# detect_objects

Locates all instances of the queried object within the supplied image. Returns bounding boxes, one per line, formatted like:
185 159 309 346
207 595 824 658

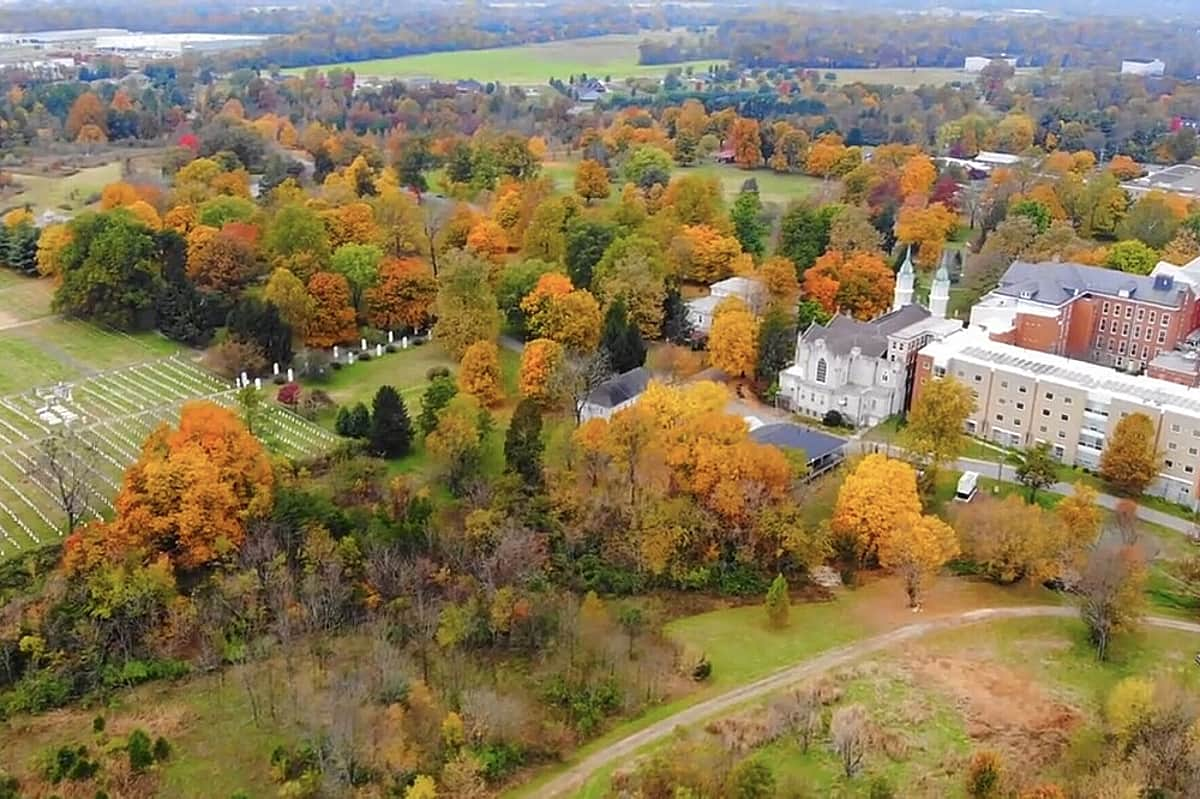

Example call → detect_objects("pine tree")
335 405 353 437
418 376 458 436
370 385 414 458
765 573 790 628
730 189 767 258
600 298 646 373
504 398 544 487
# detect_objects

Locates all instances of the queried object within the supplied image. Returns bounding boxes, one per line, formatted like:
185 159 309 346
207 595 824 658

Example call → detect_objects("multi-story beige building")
913 327 1200 509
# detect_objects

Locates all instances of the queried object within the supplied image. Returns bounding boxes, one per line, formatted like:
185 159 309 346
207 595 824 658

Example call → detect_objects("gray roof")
585 367 651 409
750 423 846 462
801 304 929 357
994 261 1187 308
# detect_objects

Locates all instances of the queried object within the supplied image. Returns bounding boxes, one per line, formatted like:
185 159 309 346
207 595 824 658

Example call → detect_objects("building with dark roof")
969 260 1199 372
748 422 846 477
579 367 652 422
778 250 962 427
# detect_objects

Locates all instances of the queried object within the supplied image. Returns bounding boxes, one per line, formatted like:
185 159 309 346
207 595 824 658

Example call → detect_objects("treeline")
710 13 1200 78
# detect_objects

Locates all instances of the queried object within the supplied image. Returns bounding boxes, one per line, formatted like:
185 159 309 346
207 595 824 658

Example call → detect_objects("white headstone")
360 337 367 351
388 330 395 343
273 362 280 376
402 335 409 350
376 344 383 357
255 377 262 390
348 352 355 364
333 346 340 359
240 371 249 385
287 367 294 382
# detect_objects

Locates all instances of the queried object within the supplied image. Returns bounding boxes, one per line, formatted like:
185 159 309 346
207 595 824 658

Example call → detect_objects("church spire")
930 254 951 319
893 246 915 311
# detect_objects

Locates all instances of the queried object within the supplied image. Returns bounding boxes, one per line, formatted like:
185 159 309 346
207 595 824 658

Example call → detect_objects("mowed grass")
6 161 123 216
0 270 54 324
543 158 826 207
283 34 723 85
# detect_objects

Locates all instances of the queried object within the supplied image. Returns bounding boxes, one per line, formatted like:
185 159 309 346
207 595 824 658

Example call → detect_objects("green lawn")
0 270 54 323
544 158 824 207
6 161 123 216
282 34 723 86
313 341 456 409
822 66 1039 90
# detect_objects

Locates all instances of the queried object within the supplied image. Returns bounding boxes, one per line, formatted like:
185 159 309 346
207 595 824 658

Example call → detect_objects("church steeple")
893 246 915 311
930 257 951 319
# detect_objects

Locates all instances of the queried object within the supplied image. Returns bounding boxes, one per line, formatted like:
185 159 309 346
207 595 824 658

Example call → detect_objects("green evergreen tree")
348 402 371 438
369 385 414 458
765 573 790 628
335 406 353 437
600 298 647 374
504 398 544 487
418 375 458 436
565 218 616 289
756 309 796 385
730 189 767 259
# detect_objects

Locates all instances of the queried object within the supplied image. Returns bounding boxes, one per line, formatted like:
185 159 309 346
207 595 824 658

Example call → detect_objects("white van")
955 471 979 502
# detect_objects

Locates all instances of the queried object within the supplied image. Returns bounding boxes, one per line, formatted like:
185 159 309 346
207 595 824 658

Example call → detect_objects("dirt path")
529 606 1200 798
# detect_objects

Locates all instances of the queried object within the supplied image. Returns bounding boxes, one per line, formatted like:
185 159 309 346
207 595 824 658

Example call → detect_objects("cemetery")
0 356 340 560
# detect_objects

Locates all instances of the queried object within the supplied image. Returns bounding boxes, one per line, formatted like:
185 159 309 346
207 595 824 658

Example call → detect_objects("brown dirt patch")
912 654 1082 768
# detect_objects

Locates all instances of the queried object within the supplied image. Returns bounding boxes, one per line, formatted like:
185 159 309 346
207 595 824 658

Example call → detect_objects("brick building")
968 261 1199 373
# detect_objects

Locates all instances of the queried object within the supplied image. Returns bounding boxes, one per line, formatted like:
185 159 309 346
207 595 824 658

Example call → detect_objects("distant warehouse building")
963 55 1018 73
1121 58 1166 77
913 327 1200 509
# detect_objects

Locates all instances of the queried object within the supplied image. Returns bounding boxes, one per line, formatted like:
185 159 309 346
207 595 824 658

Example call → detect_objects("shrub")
92 715 106 733
427 366 451 380
823 409 845 428
868 775 896 799
272 374 286 385
358 352 373 362
765 574 790 628
691 655 712 682
127 729 155 773
330 361 343 370
0 770 19 799
153 736 172 762
385 344 397 353
470 742 525 782
277 382 302 406
42 745 100 784
965 750 1005 799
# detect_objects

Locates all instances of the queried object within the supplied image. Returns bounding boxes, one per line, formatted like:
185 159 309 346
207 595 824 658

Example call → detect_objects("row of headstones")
234 329 430 389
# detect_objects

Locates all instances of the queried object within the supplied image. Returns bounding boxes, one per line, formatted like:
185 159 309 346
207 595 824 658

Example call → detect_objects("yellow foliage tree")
899 154 937 202
877 512 959 608
831 454 922 566
707 297 759 378
35 223 72 280
668 224 742 282
894 202 958 268
574 159 611 205
466 218 509 265
100 181 141 210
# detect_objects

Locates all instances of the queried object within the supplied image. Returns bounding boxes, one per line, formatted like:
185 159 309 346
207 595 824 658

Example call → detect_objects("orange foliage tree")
457 340 505 407
803 250 895 320
899 154 937 202
187 226 260 292
520 274 601 352
306 271 359 347
730 117 763 169
466 218 509 265
518 338 565 404
668 224 743 282
366 258 438 331
574 159 611 205
65 92 107 140
64 401 274 573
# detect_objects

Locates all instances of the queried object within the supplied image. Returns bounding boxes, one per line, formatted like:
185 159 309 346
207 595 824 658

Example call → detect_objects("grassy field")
824 66 1039 89
0 272 181 394
543 158 827 207
6 161 123 216
283 34 723 86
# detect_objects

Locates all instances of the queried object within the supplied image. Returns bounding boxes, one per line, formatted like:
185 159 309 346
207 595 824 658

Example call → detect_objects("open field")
543 158 827 207
5 161 123 216
825 66 1040 89
283 34 723 85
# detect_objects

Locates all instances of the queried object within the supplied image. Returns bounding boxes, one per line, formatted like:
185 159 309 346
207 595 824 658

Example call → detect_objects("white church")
778 250 963 428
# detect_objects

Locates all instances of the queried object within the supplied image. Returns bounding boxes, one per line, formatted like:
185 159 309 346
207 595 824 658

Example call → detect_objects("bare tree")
1079 544 1146 661
35 430 99 535
830 704 871 777
422 199 451 277
557 350 613 426
767 686 823 753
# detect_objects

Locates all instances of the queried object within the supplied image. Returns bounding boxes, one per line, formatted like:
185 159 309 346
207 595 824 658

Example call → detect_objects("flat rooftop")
1123 163 1200 199
922 328 1200 417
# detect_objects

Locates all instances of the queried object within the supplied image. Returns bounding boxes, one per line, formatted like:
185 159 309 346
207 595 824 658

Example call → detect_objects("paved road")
532 607 1200 798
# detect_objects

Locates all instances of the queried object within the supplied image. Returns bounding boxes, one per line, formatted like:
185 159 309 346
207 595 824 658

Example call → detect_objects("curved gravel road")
533 606 1200 798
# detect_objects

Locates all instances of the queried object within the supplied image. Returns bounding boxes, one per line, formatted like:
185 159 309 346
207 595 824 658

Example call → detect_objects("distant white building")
685 276 767 336
1121 58 1165 77
964 55 1018 73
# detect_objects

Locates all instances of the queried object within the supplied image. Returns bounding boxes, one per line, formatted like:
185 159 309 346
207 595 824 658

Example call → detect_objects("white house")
578 367 652 422
1121 58 1165 77
685 276 767 336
